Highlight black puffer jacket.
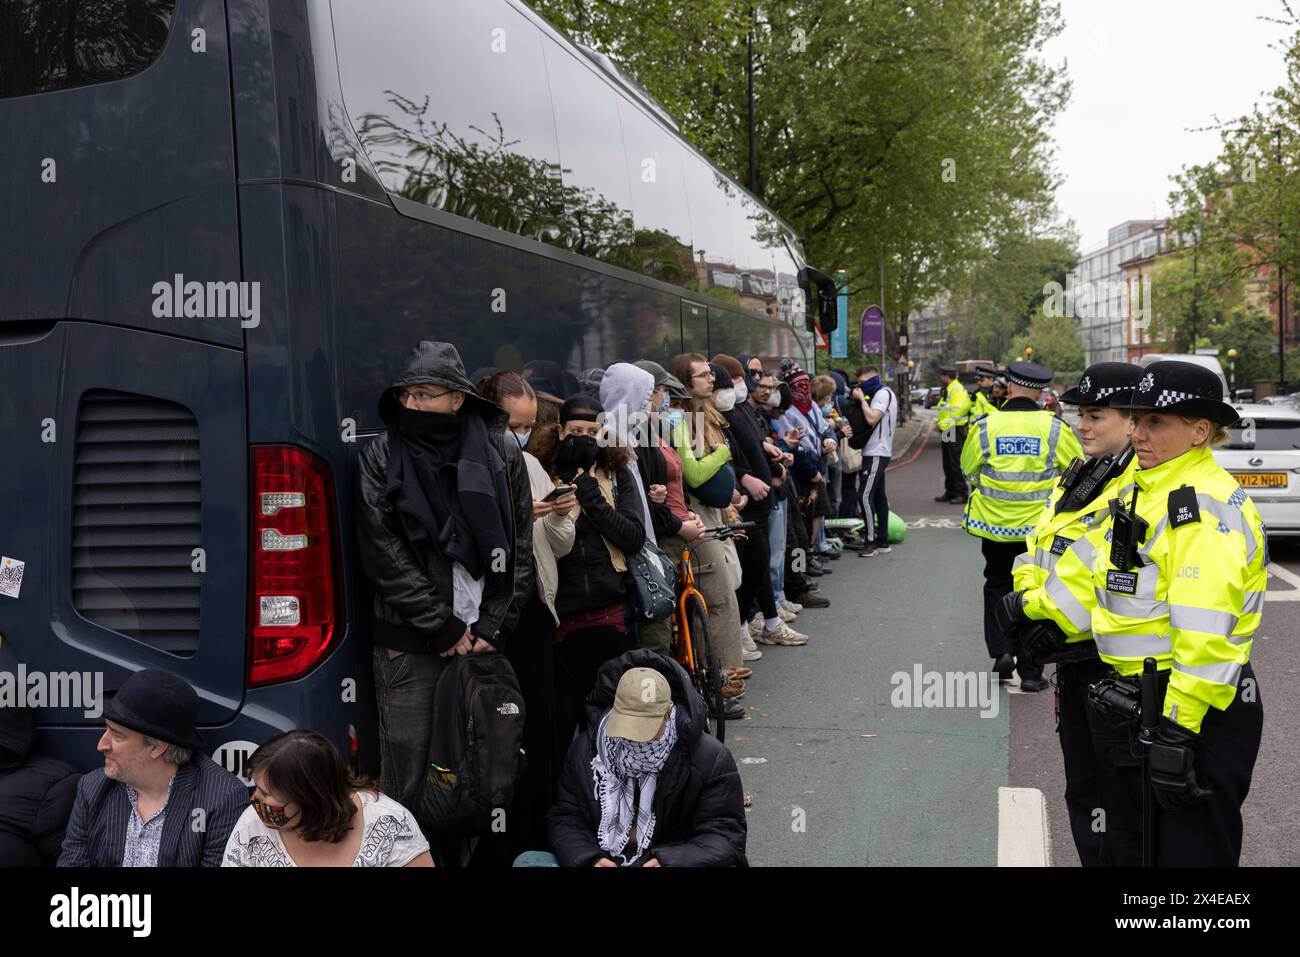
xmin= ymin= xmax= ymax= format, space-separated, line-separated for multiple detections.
xmin=547 ymin=650 xmax=748 ymax=867
xmin=356 ymin=342 xmax=534 ymax=653
xmin=0 ymin=706 xmax=80 ymax=866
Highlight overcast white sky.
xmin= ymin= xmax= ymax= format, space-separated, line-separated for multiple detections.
xmin=1043 ymin=0 xmax=1292 ymax=252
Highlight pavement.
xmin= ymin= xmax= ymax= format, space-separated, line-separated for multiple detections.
xmin=737 ymin=406 xmax=1300 ymax=866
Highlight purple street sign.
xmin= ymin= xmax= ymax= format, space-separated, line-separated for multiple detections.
xmin=860 ymin=305 xmax=885 ymax=355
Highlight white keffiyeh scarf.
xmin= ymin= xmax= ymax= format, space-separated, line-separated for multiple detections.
xmin=591 ymin=705 xmax=678 ymax=865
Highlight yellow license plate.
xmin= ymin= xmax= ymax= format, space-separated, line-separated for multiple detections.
xmin=1232 ymin=472 xmax=1288 ymax=488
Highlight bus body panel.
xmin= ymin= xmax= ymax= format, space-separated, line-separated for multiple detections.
xmin=0 ymin=323 xmax=247 ymax=732
xmin=0 ymin=0 xmax=243 ymax=348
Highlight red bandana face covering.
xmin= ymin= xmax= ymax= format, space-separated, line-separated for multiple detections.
xmin=788 ymin=373 xmax=813 ymax=413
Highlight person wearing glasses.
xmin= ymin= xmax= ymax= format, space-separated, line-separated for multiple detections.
xmin=223 ymin=730 xmax=433 ymax=867
xmin=354 ymin=341 xmax=535 ymax=837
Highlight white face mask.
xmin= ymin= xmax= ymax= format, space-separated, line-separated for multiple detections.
xmin=733 ymin=381 xmax=748 ymax=404
xmin=714 ymin=389 xmax=737 ymax=413
xmin=767 ymin=390 xmax=781 ymax=408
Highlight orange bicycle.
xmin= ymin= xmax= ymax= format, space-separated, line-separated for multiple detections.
xmin=671 ymin=522 xmax=755 ymax=742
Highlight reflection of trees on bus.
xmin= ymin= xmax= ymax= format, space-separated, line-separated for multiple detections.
xmin=343 ymin=90 xmax=801 ymax=383
xmin=355 ymin=91 xmax=696 ymax=286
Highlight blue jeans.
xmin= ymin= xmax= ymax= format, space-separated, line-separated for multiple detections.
xmin=767 ymin=497 xmax=787 ymax=602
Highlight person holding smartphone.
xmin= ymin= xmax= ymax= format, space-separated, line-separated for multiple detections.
xmin=531 ymin=394 xmax=647 ymax=768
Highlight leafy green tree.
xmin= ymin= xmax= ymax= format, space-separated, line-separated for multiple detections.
xmin=1208 ymin=305 xmax=1277 ymax=389
xmin=1005 ymin=311 xmax=1083 ymax=376
xmin=527 ymin=0 xmax=1070 ymax=340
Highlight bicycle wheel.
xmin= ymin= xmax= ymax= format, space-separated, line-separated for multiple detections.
xmin=684 ymin=595 xmax=726 ymax=742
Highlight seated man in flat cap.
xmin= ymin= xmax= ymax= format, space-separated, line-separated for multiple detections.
xmin=58 ymin=669 xmax=248 ymax=866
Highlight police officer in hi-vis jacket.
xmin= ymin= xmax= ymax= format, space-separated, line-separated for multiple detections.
xmin=997 ymin=362 xmax=1141 ymax=865
xmin=961 ymin=361 xmax=1082 ymax=691
xmin=1085 ymin=361 xmax=1263 ymax=866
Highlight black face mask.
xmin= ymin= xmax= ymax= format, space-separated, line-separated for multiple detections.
xmin=554 ymin=434 xmax=600 ymax=481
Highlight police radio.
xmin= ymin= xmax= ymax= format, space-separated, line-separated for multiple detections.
xmin=1055 ymin=446 xmax=1134 ymax=515
xmin=1109 ymin=484 xmax=1149 ymax=571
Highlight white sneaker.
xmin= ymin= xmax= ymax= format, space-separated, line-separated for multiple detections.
xmin=748 ymin=613 xmax=763 ymax=639
xmin=755 ymin=621 xmax=809 ymax=646
xmin=777 ymin=607 xmax=797 ymax=623
xmin=742 ymin=646 xmax=763 ymax=661
xmin=876 ymin=545 xmax=893 ymax=554
xmin=779 ymin=599 xmax=803 ymax=614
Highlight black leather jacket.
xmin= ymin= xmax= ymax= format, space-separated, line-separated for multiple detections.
xmin=355 ymin=343 xmax=534 ymax=654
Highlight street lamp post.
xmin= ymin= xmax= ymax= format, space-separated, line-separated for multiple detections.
xmin=1228 ymin=348 xmax=1238 ymax=397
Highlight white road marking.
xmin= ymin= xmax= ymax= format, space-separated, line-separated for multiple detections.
xmin=1266 ymin=563 xmax=1300 ymax=601
xmin=906 ymin=516 xmax=963 ymax=529
xmin=998 ymin=787 xmax=1051 ymax=867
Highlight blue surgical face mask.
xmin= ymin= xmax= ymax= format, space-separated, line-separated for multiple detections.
xmin=512 ymin=430 xmax=531 ymax=449
xmin=666 ymin=408 xmax=685 ymax=430
xmin=659 ymin=394 xmax=671 ymax=415
xmin=821 ymin=402 xmax=833 ymax=415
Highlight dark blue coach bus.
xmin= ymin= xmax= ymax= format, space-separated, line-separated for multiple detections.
xmin=0 ymin=0 xmax=834 ymax=777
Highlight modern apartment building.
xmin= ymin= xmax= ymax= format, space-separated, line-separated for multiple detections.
xmin=1067 ymin=220 xmax=1166 ymax=365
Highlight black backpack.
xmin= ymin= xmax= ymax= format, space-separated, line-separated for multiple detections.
xmin=846 ymin=387 xmax=891 ymax=451
xmin=418 ymin=652 xmax=526 ymax=833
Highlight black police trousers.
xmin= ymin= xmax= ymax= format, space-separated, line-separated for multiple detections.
xmin=980 ymin=538 xmax=1042 ymax=680
xmin=940 ymin=426 xmax=967 ymax=499
xmin=1056 ymin=656 xmax=1110 ymax=866
xmin=1092 ymin=663 xmax=1263 ymax=866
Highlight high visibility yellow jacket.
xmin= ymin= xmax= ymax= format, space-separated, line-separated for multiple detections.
xmin=1012 ymin=456 xmax=1140 ymax=643
xmin=1089 ymin=444 xmax=1267 ymax=733
xmin=935 ymin=379 xmax=971 ymax=432
xmin=969 ymin=389 xmax=998 ymax=422
xmin=960 ymin=399 xmax=1082 ymax=542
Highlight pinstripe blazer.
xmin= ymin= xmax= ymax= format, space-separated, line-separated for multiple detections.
xmin=56 ymin=754 xmax=248 ymax=867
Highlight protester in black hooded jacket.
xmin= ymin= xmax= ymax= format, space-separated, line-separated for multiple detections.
xmin=355 ymin=340 xmax=534 ymax=817
xmin=547 ymin=649 xmax=747 ymax=867
xmin=0 ymin=705 xmax=80 ymax=866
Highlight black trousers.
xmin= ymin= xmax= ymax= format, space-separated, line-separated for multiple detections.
xmin=857 ymin=455 xmax=891 ymax=546
xmin=1093 ymin=663 xmax=1263 ymax=866
xmin=552 ymin=625 xmax=636 ymax=777
xmin=1056 ymin=656 xmax=1110 ymax=866
xmin=784 ymin=479 xmax=815 ymax=601
xmin=940 ymin=426 xmax=968 ymax=499
xmin=838 ymin=469 xmax=860 ymax=519
xmin=979 ymin=538 xmax=1041 ymax=680
xmin=735 ymin=512 xmax=778 ymax=622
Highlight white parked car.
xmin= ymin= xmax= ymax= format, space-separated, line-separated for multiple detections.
xmin=1214 ymin=403 xmax=1300 ymax=536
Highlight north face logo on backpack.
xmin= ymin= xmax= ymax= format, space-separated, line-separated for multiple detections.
xmin=496 ymin=702 xmax=520 ymax=716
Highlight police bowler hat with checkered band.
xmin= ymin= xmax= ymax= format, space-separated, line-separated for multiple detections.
xmin=1059 ymin=362 xmax=1142 ymax=407
xmin=1110 ymin=360 xmax=1238 ymax=426
xmin=1005 ymin=361 xmax=1053 ymax=389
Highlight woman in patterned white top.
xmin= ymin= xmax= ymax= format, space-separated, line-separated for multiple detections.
xmin=222 ymin=730 xmax=432 ymax=867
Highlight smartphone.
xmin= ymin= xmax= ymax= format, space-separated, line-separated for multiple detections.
xmin=543 ymin=484 xmax=576 ymax=502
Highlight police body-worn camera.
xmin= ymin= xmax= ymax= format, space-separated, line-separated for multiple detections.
xmin=1108 ymin=485 xmax=1149 ymax=571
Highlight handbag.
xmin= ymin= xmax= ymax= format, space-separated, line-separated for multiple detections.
xmin=688 ymin=462 xmax=737 ymax=508
xmin=627 ymin=540 xmax=677 ymax=621
xmin=609 ymin=468 xmax=676 ymax=621
xmin=839 ymin=437 xmax=863 ymax=473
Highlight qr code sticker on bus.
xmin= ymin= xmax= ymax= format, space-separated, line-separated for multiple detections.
xmin=0 ymin=557 xmax=25 ymax=599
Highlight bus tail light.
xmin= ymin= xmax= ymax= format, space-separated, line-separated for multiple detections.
xmin=249 ymin=446 xmax=341 ymax=685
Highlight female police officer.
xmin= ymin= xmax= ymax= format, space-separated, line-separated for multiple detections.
xmin=1088 ymin=360 xmax=1265 ymax=866
xmin=997 ymin=362 xmax=1141 ymax=866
